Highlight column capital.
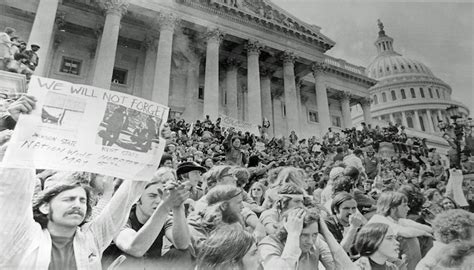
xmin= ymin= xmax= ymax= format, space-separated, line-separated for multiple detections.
xmin=155 ymin=12 xmax=180 ymax=32
xmin=360 ymin=96 xmax=372 ymax=107
xmin=311 ymin=61 xmax=329 ymax=76
xmin=281 ymin=51 xmax=296 ymax=65
xmin=97 ymin=0 xmax=129 ymax=17
xmin=141 ymin=33 xmax=158 ymax=51
xmin=205 ymin=28 xmax=225 ymax=44
xmin=271 ymin=87 xmax=284 ymax=99
xmin=245 ymin=40 xmax=263 ymax=56
xmin=223 ymin=57 xmax=241 ymax=71
xmin=339 ymin=91 xmax=352 ymax=101
xmin=260 ymin=66 xmax=275 ymax=78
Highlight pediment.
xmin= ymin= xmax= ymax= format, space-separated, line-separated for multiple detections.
xmin=178 ymin=0 xmax=335 ymax=51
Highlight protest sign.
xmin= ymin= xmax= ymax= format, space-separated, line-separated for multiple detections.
xmin=2 ymin=76 xmax=169 ymax=181
xmin=218 ymin=113 xmax=259 ymax=135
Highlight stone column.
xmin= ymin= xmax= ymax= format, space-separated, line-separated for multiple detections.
xmin=260 ymin=67 xmax=273 ymax=137
xmin=87 ymin=24 xmax=104 ymax=84
xmin=389 ymin=113 xmax=395 ymax=124
xmin=224 ymin=58 xmax=239 ymax=119
xmin=360 ymin=97 xmax=372 ymax=125
xmin=237 ymin=85 xmax=243 ymax=121
xmin=151 ymin=13 xmax=179 ymax=105
xmin=242 ymin=86 xmax=248 ymax=121
xmin=203 ymin=28 xmax=224 ymax=120
xmin=92 ymin=0 xmax=128 ymax=89
xmin=182 ymin=56 xmax=201 ymax=122
xmin=246 ymin=40 xmax=263 ymax=126
xmin=282 ymin=51 xmax=299 ymax=135
xmin=426 ymin=110 xmax=435 ymax=132
xmin=413 ymin=110 xmax=421 ymax=130
xmin=401 ymin=111 xmax=408 ymax=127
xmin=312 ymin=62 xmax=331 ymax=133
xmin=141 ymin=34 xmax=158 ymax=100
xmin=27 ymin=0 xmax=60 ymax=76
xmin=437 ymin=110 xmax=444 ymax=126
xmin=340 ymin=91 xmax=352 ymax=128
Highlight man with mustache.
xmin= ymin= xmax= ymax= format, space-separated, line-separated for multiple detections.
xmin=0 ymin=95 xmax=147 ymax=269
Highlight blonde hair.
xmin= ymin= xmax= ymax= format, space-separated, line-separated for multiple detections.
xmin=153 ymin=167 xmax=177 ymax=184
xmin=272 ymin=167 xmax=306 ymax=188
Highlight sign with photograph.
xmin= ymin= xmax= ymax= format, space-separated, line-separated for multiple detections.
xmin=219 ymin=113 xmax=259 ymax=135
xmin=2 ymin=76 xmax=169 ymax=181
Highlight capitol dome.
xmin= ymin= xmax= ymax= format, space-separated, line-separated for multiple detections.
xmin=352 ymin=20 xmax=470 ymax=154
xmin=367 ymin=54 xmax=434 ymax=79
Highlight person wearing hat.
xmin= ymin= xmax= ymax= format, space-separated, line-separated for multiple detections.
xmin=24 ymin=44 xmax=40 ymax=71
xmin=177 ymin=161 xmax=207 ymax=201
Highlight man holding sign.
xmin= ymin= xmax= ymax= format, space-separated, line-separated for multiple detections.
xmin=0 ymin=96 xmax=161 ymax=269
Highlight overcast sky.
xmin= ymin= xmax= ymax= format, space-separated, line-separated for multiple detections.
xmin=271 ymin=0 xmax=474 ymax=115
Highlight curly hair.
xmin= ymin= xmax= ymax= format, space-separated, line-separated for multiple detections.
xmin=432 ymin=209 xmax=474 ymax=244
xmin=33 ymin=182 xmax=94 ymax=229
xmin=437 ymin=241 xmax=474 ymax=268
xmin=331 ymin=175 xmax=353 ymax=195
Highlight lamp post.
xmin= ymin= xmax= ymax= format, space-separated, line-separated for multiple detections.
xmin=438 ymin=105 xmax=471 ymax=169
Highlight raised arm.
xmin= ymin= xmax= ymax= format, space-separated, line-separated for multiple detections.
xmin=0 ymin=95 xmax=40 ymax=264
xmin=166 ymin=184 xmax=191 ymax=250
xmin=114 ymin=182 xmax=190 ymax=257
xmin=318 ymin=217 xmax=356 ymax=270
xmin=88 ymin=179 xmax=147 ymax=252
xmin=260 ymin=209 xmax=304 ymax=269
xmin=0 ymin=168 xmax=38 ymax=264
xmin=115 ymin=199 xmax=170 ymax=257
xmin=339 ymin=212 xmax=364 ymax=252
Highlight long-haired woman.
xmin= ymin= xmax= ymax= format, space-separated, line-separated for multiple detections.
xmin=354 ymin=223 xmax=403 ymax=269
xmin=196 ymin=225 xmax=260 ymax=270
xmin=249 ymin=182 xmax=266 ymax=207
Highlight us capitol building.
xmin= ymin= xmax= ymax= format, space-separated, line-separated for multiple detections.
xmin=1 ymin=0 xmax=469 ymax=145
xmin=352 ymin=20 xmax=470 ymax=151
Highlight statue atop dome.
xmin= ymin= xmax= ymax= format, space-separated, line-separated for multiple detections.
xmin=377 ymin=19 xmax=386 ymax=37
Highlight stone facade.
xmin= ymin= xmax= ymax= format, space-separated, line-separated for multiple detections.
xmin=1 ymin=0 xmax=377 ymax=137
xmin=352 ymin=21 xmax=470 ymax=152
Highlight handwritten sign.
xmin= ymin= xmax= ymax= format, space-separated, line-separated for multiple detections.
xmin=219 ymin=113 xmax=259 ymax=135
xmin=2 ymin=76 xmax=169 ymax=181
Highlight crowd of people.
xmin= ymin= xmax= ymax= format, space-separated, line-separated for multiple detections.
xmin=1 ymin=94 xmax=473 ymax=270
xmin=0 ymin=27 xmax=39 ymax=81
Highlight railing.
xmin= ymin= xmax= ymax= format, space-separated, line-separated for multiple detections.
xmin=324 ymin=56 xmax=365 ymax=75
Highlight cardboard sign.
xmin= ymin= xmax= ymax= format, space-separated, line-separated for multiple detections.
xmin=219 ymin=113 xmax=259 ymax=135
xmin=2 ymin=76 xmax=169 ymax=181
